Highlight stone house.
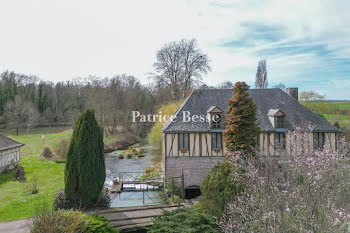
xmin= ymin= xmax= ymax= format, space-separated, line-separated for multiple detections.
xmin=162 ymin=88 xmax=340 ymax=197
xmin=0 ymin=133 xmax=24 ymax=174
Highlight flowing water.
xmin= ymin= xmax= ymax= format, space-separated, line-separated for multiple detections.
xmin=105 ymin=145 xmax=166 ymax=207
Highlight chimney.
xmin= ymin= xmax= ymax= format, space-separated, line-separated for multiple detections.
xmin=286 ymin=88 xmax=298 ymax=101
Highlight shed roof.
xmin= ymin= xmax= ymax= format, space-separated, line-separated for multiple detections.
xmin=162 ymin=88 xmax=339 ymax=133
xmin=0 ymin=133 xmax=24 ymax=152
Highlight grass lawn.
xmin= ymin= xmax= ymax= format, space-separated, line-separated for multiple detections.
xmin=0 ymin=129 xmax=117 ymax=222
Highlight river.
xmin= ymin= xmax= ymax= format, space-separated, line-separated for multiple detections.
xmin=105 ymin=144 xmax=166 ymax=207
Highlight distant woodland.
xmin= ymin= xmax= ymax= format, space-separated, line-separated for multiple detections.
xmin=0 ymin=39 xmax=214 ymax=136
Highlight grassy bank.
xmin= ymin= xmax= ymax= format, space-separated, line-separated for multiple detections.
xmin=0 ymin=129 xmax=117 ymax=222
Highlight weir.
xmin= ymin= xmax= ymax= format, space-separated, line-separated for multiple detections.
xmin=110 ymin=172 xmax=165 ymax=206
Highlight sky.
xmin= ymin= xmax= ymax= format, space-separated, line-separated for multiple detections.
xmin=0 ymin=0 xmax=349 ymax=99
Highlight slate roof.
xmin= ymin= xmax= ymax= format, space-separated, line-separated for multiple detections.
xmin=162 ymin=88 xmax=340 ymax=133
xmin=0 ymin=133 xmax=24 ymax=152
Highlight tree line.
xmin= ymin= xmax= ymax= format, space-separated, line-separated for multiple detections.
xmin=0 ymin=71 xmax=158 ymax=136
xmin=0 ymin=39 xmax=213 ymax=136
xmin=0 ymin=38 xmax=284 ymax=136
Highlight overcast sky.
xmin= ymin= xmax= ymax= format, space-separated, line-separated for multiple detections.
xmin=0 ymin=0 xmax=349 ymax=99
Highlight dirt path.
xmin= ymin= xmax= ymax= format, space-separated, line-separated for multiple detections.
xmin=0 ymin=219 xmax=31 ymax=233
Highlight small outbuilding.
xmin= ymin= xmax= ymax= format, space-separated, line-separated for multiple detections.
xmin=0 ymin=133 xmax=24 ymax=174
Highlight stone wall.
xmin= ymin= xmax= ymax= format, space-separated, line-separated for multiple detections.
xmin=165 ymin=156 xmax=225 ymax=191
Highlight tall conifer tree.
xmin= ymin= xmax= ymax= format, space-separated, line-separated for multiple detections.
xmin=64 ymin=109 xmax=105 ymax=205
xmin=223 ymin=82 xmax=260 ymax=155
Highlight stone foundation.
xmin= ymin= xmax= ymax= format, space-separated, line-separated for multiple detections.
xmin=165 ymin=156 xmax=225 ymax=192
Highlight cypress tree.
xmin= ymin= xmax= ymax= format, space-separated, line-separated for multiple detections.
xmin=223 ymin=82 xmax=260 ymax=156
xmin=64 ymin=109 xmax=106 ymax=206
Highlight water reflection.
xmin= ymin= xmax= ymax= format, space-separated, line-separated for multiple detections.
xmin=110 ymin=191 xmax=166 ymax=207
xmin=105 ymin=144 xmax=164 ymax=207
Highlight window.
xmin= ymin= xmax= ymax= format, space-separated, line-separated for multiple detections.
xmin=212 ymin=133 xmax=222 ymax=150
xmin=212 ymin=114 xmax=222 ymax=129
xmin=275 ymin=133 xmax=286 ymax=149
xmin=179 ymin=133 xmax=189 ymax=151
xmin=275 ymin=116 xmax=284 ymax=128
xmin=313 ymin=132 xmax=325 ymax=150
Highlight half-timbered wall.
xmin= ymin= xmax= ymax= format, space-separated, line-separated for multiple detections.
xmin=0 ymin=148 xmax=20 ymax=173
xmin=164 ymin=132 xmax=337 ymax=158
xmin=163 ymin=132 xmax=337 ymax=192
xmin=258 ymin=132 xmax=337 ymax=156
xmin=164 ymin=133 xmax=226 ymax=157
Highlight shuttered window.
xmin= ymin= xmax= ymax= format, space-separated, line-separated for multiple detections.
xmin=179 ymin=133 xmax=189 ymax=150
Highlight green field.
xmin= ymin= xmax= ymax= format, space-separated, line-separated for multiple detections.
xmin=0 ymin=129 xmax=117 ymax=222
xmin=301 ymin=101 xmax=350 ymax=127
xmin=302 ymin=101 xmax=350 ymax=114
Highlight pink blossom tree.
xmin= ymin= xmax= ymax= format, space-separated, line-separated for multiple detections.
xmin=219 ymin=126 xmax=350 ymax=232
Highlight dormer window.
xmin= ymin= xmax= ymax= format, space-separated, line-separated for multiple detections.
xmin=275 ymin=116 xmax=284 ymax=128
xmin=267 ymin=109 xmax=285 ymax=128
xmin=207 ymin=106 xmax=224 ymax=129
xmin=212 ymin=114 xmax=222 ymax=129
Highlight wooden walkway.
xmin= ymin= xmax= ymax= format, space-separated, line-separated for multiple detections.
xmin=90 ymin=204 xmax=182 ymax=231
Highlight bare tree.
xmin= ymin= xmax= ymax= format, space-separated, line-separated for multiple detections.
xmin=181 ymin=39 xmax=211 ymax=90
xmin=218 ymin=81 xmax=234 ymax=89
xmin=255 ymin=59 xmax=268 ymax=89
xmin=299 ymin=91 xmax=325 ymax=101
xmin=152 ymin=38 xmax=211 ymax=100
xmin=4 ymin=95 xmax=37 ymax=135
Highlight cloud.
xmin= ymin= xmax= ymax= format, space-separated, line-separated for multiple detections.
xmin=0 ymin=0 xmax=349 ymax=99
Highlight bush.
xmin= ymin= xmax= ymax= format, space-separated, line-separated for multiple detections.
xmin=30 ymin=209 xmax=118 ymax=233
xmin=52 ymin=190 xmax=74 ymax=210
xmin=200 ymin=159 xmax=244 ymax=217
xmin=26 ymin=175 xmax=39 ymax=195
xmin=41 ymin=146 xmax=53 ymax=159
xmin=140 ymin=162 xmax=162 ymax=181
xmin=54 ymin=137 xmax=70 ymax=160
xmin=148 ymin=206 xmax=220 ymax=233
xmin=53 ymin=189 xmax=110 ymax=210
xmin=168 ymin=195 xmax=182 ymax=205
xmin=84 ymin=215 xmax=118 ymax=233
xmin=31 ymin=209 xmax=88 ymax=233
xmin=93 ymin=189 xmax=111 ymax=209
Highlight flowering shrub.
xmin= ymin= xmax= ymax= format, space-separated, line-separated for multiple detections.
xmin=200 ymin=159 xmax=245 ymax=217
xmin=219 ymin=127 xmax=350 ymax=233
